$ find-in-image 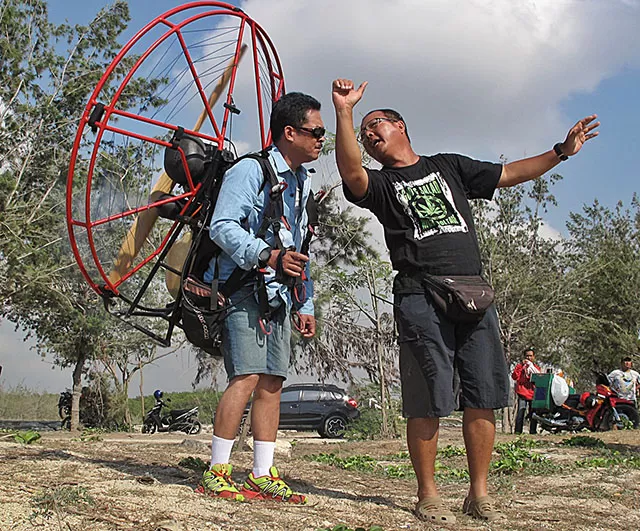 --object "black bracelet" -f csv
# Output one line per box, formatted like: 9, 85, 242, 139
553, 143, 568, 161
